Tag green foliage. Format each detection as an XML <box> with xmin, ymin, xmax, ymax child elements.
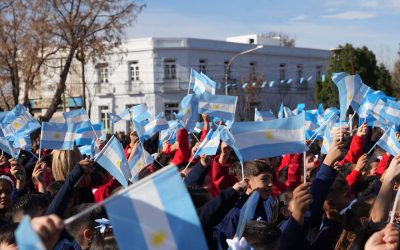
<box><xmin>316</xmin><ymin>44</ymin><xmax>394</xmax><ymax>107</ymax></box>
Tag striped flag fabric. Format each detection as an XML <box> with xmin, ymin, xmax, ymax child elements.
<box><xmin>189</xmin><ymin>68</ymin><xmax>216</xmax><ymax>95</ymax></box>
<box><xmin>94</xmin><ymin>136</ymin><xmax>131</xmax><ymax>187</ymax></box>
<box><xmin>128</xmin><ymin>146</ymin><xmax>154</xmax><ymax>183</ymax></box>
<box><xmin>1</xmin><ymin>104</ymin><xmax>40</xmax><ymax>137</ymax></box>
<box><xmin>376</xmin><ymin>128</ymin><xmax>400</xmax><ymax>156</ymax></box>
<box><xmin>63</xmin><ymin>108</ymin><xmax>92</xmax><ymax>131</ymax></box>
<box><xmin>75</xmin><ymin>123</ymin><xmax>103</xmax><ymax>145</ymax></box>
<box><xmin>254</xmin><ymin>108</ymin><xmax>275</xmax><ymax>122</ymax></box>
<box><xmin>40</xmin><ymin>122</ymin><xmax>76</xmax><ymax>150</ymax></box>
<box><xmin>105</xmin><ymin>166</ymin><xmax>207</xmax><ymax>250</ymax></box>
<box><xmin>144</xmin><ymin>112</ymin><xmax>169</xmax><ymax>139</ymax></box>
<box><xmin>198</xmin><ymin>93</ymin><xmax>237</xmax><ymax>121</ymax></box>
<box><xmin>193</xmin><ymin>128</ymin><xmax>221</xmax><ymax>157</ymax></box>
<box><xmin>231</xmin><ymin>113</ymin><xmax>308</xmax><ymax>161</ymax></box>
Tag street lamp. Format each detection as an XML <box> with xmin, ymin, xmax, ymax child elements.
<box><xmin>224</xmin><ymin>45</ymin><xmax>264</xmax><ymax>96</ymax></box>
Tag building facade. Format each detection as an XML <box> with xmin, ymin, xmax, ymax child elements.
<box><xmin>84</xmin><ymin>36</ymin><xmax>330</xmax><ymax>133</ymax></box>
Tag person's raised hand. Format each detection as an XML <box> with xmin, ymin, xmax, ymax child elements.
<box><xmin>31</xmin><ymin>214</ymin><xmax>64</xmax><ymax>250</ymax></box>
<box><xmin>365</xmin><ymin>223</ymin><xmax>399</xmax><ymax>250</ymax></box>
<box><xmin>232</xmin><ymin>179</ymin><xmax>248</xmax><ymax>193</ymax></box>
<box><xmin>355</xmin><ymin>153</ymin><xmax>369</xmax><ymax>172</ymax></box>
<box><xmin>323</xmin><ymin>127</ymin><xmax>349</xmax><ymax>166</ymax></box>
<box><xmin>79</xmin><ymin>159</ymin><xmax>95</xmax><ymax>175</ymax></box>
<box><xmin>291</xmin><ymin>183</ymin><xmax>313</xmax><ymax>225</ymax></box>
<box><xmin>357</xmin><ymin>122</ymin><xmax>368</xmax><ymax>137</ymax></box>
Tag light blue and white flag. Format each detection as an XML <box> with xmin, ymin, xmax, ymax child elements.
<box><xmin>376</xmin><ymin>128</ymin><xmax>400</xmax><ymax>156</ymax></box>
<box><xmin>278</xmin><ymin>102</ymin><xmax>284</xmax><ymax>119</ymax></box>
<box><xmin>193</xmin><ymin>128</ymin><xmax>221</xmax><ymax>157</ymax></box>
<box><xmin>332</xmin><ymin>72</ymin><xmax>362</xmax><ymax>121</ymax></box>
<box><xmin>175</xmin><ymin>94</ymin><xmax>198</xmax><ymax>131</ymax></box>
<box><xmin>283</xmin><ymin>106</ymin><xmax>293</xmax><ymax>118</ymax></box>
<box><xmin>198</xmin><ymin>93</ymin><xmax>237</xmax><ymax>121</ymax></box>
<box><xmin>235</xmin><ymin>191</ymin><xmax>260</xmax><ymax>238</ymax></box>
<box><xmin>79</xmin><ymin>144</ymin><xmax>95</xmax><ymax>157</ymax></box>
<box><xmin>321</xmin><ymin>116</ymin><xmax>343</xmax><ymax>154</ymax></box>
<box><xmin>105</xmin><ymin>166</ymin><xmax>208</xmax><ymax>250</ymax></box>
<box><xmin>15</xmin><ymin>216</ymin><xmax>45</xmax><ymax>250</ymax></box>
<box><xmin>231</xmin><ymin>113</ymin><xmax>308</xmax><ymax>161</ymax></box>
<box><xmin>144</xmin><ymin>112</ymin><xmax>169</xmax><ymax>139</ymax></box>
<box><xmin>254</xmin><ymin>108</ymin><xmax>275</xmax><ymax>122</ymax></box>
<box><xmin>63</xmin><ymin>108</ymin><xmax>92</xmax><ymax>131</ymax></box>
<box><xmin>0</xmin><ymin>130</ymin><xmax>21</xmax><ymax>159</ymax></box>
<box><xmin>109</xmin><ymin>113</ymin><xmax>123</xmax><ymax>123</ymax></box>
<box><xmin>1</xmin><ymin>104</ymin><xmax>40</xmax><ymax>137</ymax></box>
<box><xmin>40</xmin><ymin>122</ymin><xmax>76</xmax><ymax>150</ymax></box>
<box><xmin>12</xmin><ymin>133</ymin><xmax>32</xmax><ymax>151</ymax></box>
<box><xmin>292</xmin><ymin>103</ymin><xmax>305</xmax><ymax>115</ymax></box>
<box><xmin>305</xmin><ymin>110</ymin><xmax>321</xmax><ymax>139</ymax></box>
<box><xmin>189</xmin><ymin>68</ymin><xmax>216</xmax><ymax>95</ymax></box>
<box><xmin>94</xmin><ymin>136</ymin><xmax>131</xmax><ymax>187</ymax></box>
<box><xmin>75</xmin><ymin>123</ymin><xmax>103</xmax><ymax>145</ymax></box>
<box><xmin>382</xmin><ymin>100</ymin><xmax>400</xmax><ymax>125</ymax></box>
<box><xmin>220</xmin><ymin>127</ymin><xmax>244</xmax><ymax>165</ymax></box>
<box><xmin>131</xmin><ymin>104</ymin><xmax>152</xmax><ymax>123</ymax></box>
<box><xmin>129</xmin><ymin>146</ymin><xmax>154</xmax><ymax>182</ymax></box>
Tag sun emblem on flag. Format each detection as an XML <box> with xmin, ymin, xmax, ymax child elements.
<box><xmin>13</xmin><ymin>122</ymin><xmax>21</xmax><ymax>129</ymax></box>
<box><xmin>265</xmin><ymin>131</ymin><xmax>273</xmax><ymax>140</ymax></box>
<box><xmin>185</xmin><ymin>108</ymin><xmax>191</xmax><ymax>115</ymax></box>
<box><xmin>348</xmin><ymin>94</ymin><xmax>353</xmax><ymax>101</ymax></box>
<box><xmin>212</xmin><ymin>104</ymin><xmax>221</xmax><ymax>110</ymax></box>
<box><xmin>389</xmin><ymin>142</ymin><xmax>395</xmax><ymax>149</ymax></box>
<box><xmin>116</xmin><ymin>159</ymin><xmax>121</xmax><ymax>167</ymax></box>
<box><xmin>151</xmin><ymin>231</ymin><xmax>167</xmax><ymax>247</ymax></box>
<box><xmin>54</xmin><ymin>133</ymin><xmax>61</xmax><ymax>139</ymax></box>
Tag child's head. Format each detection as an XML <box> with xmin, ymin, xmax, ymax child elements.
<box><xmin>0</xmin><ymin>176</ymin><xmax>14</xmax><ymax>213</ymax></box>
<box><xmin>342</xmin><ymin>195</ymin><xmax>375</xmax><ymax>233</ymax></box>
<box><xmin>90</xmin><ymin>228</ymin><xmax>118</xmax><ymax>250</ymax></box>
<box><xmin>326</xmin><ymin>174</ymin><xmax>354</xmax><ymax>212</ymax></box>
<box><xmin>0</xmin><ymin>223</ymin><xmax>18</xmax><ymax>249</ymax></box>
<box><xmin>10</xmin><ymin>193</ymin><xmax>49</xmax><ymax>222</ymax></box>
<box><xmin>364</xmin><ymin>157</ymin><xmax>379</xmax><ymax>176</ymax></box>
<box><xmin>242</xmin><ymin>220</ymin><xmax>281</xmax><ymax>250</ymax></box>
<box><xmin>243</xmin><ymin>161</ymin><xmax>274</xmax><ymax>200</ymax></box>
<box><xmin>66</xmin><ymin>203</ymin><xmax>107</xmax><ymax>250</ymax></box>
<box><xmin>304</xmin><ymin>152</ymin><xmax>316</xmax><ymax>171</ymax></box>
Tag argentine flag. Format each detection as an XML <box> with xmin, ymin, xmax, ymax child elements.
<box><xmin>278</xmin><ymin>102</ymin><xmax>284</xmax><ymax>119</ymax></box>
<box><xmin>0</xmin><ymin>131</ymin><xmax>21</xmax><ymax>159</ymax></box>
<box><xmin>12</xmin><ymin>133</ymin><xmax>32</xmax><ymax>151</ymax></box>
<box><xmin>105</xmin><ymin>166</ymin><xmax>207</xmax><ymax>250</ymax></box>
<box><xmin>305</xmin><ymin>109</ymin><xmax>321</xmax><ymax>139</ymax></box>
<box><xmin>376</xmin><ymin>128</ymin><xmax>400</xmax><ymax>156</ymax></box>
<box><xmin>254</xmin><ymin>108</ymin><xmax>275</xmax><ymax>122</ymax></box>
<box><xmin>231</xmin><ymin>113</ymin><xmax>308</xmax><ymax>161</ymax></box>
<box><xmin>321</xmin><ymin>116</ymin><xmax>345</xmax><ymax>155</ymax></box>
<box><xmin>235</xmin><ymin>191</ymin><xmax>260</xmax><ymax>238</ymax></box>
<box><xmin>63</xmin><ymin>108</ymin><xmax>92</xmax><ymax>131</ymax></box>
<box><xmin>175</xmin><ymin>94</ymin><xmax>198</xmax><ymax>131</ymax></box>
<box><xmin>1</xmin><ymin>104</ymin><xmax>40</xmax><ymax>137</ymax></box>
<box><xmin>198</xmin><ymin>93</ymin><xmax>237</xmax><ymax>121</ymax></box>
<box><xmin>193</xmin><ymin>128</ymin><xmax>221</xmax><ymax>157</ymax></box>
<box><xmin>144</xmin><ymin>112</ymin><xmax>169</xmax><ymax>139</ymax></box>
<box><xmin>189</xmin><ymin>68</ymin><xmax>216</xmax><ymax>95</ymax></box>
<box><xmin>220</xmin><ymin>127</ymin><xmax>244</xmax><ymax>165</ymax></box>
<box><xmin>94</xmin><ymin>136</ymin><xmax>131</xmax><ymax>187</ymax></box>
<box><xmin>332</xmin><ymin>73</ymin><xmax>362</xmax><ymax>121</ymax></box>
<box><xmin>131</xmin><ymin>104</ymin><xmax>152</xmax><ymax>122</ymax></box>
<box><xmin>75</xmin><ymin>123</ymin><xmax>103</xmax><ymax>145</ymax></box>
<box><xmin>129</xmin><ymin>146</ymin><xmax>154</xmax><ymax>182</ymax></box>
<box><xmin>382</xmin><ymin>100</ymin><xmax>400</xmax><ymax>125</ymax></box>
<box><xmin>40</xmin><ymin>122</ymin><xmax>76</xmax><ymax>150</ymax></box>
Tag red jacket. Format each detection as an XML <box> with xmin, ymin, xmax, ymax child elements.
<box><xmin>338</xmin><ymin>134</ymin><xmax>365</xmax><ymax>166</ymax></box>
<box><xmin>171</xmin><ymin>129</ymin><xmax>191</xmax><ymax>166</ymax></box>
<box><xmin>346</xmin><ymin>169</ymin><xmax>363</xmax><ymax>192</ymax></box>
<box><xmin>285</xmin><ymin>153</ymin><xmax>302</xmax><ymax>189</ymax></box>
<box><xmin>209</xmin><ymin>154</ymin><xmax>237</xmax><ymax>197</ymax></box>
<box><xmin>375</xmin><ymin>153</ymin><xmax>393</xmax><ymax>177</ymax></box>
<box><xmin>93</xmin><ymin>178</ymin><xmax>121</xmax><ymax>203</ymax></box>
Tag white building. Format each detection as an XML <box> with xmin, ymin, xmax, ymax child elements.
<box><xmin>85</xmin><ymin>35</ymin><xmax>331</xmax><ymax>133</ymax></box>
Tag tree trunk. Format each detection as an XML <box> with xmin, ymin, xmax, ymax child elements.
<box><xmin>42</xmin><ymin>47</ymin><xmax>76</xmax><ymax>121</ymax></box>
<box><xmin>22</xmin><ymin>80</ymin><xmax>30</xmax><ymax>107</ymax></box>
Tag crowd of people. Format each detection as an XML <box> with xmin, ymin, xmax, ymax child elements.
<box><xmin>0</xmin><ymin>112</ymin><xmax>400</xmax><ymax>250</ymax></box>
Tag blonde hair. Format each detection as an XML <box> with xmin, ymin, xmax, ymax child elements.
<box><xmin>52</xmin><ymin>147</ymin><xmax>83</xmax><ymax>181</ymax></box>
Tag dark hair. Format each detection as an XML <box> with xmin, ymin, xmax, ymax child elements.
<box><xmin>353</xmin><ymin>176</ymin><xmax>380</xmax><ymax>199</ymax></box>
<box><xmin>243</xmin><ymin>160</ymin><xmax>274</xmax><ymax>178</ymax></box>
<box><xmin>66</xmin><ymin>203</ymin><xmax>107</xmax><ymax>246</ymax></box>
<box><xmin>10</xmin><ymin>193</ymin><xmax>49</xmax><ymax>218</ymax></box>
<box><xmin>0</xmin><ymin>223</ymin><xmax>18</xmax><ymax>245</ymax></box>
<box><xmin>155</xmin><ymin>152</ymin><xmax>172</xmax><ymax>169</ymax></box>
<box><xmin>242</xmin><ymin>220</ymin><xmax>281</xmax><ymax>250</ymax></box>
<box><xmin>48</xmin><ymin>181</ymin><xmax>64</xmax><ymax>199</ymax></box>
<box><xmin>277</xmin><ymin>166</ymin><xmax>289</xmax><ymax>184</ymax></box>
<box><xmin>90</xmin><ymin>228</ymin><xmax>118</xmax><ymax>250</ymax></box>
<box><xmin>187</xmin><ymin>186</ymin><xmax>212</xmax><ymax>208</ymax></box>
<box><xmin>328</xmin><ymin>174</ymin><xmax>349</xmax><ymax>198</ymax></box>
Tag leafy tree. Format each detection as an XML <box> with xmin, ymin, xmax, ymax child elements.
<box><xmin>42</xmin><ymin>0</ymin><xmax>144</xmax><ymax>121</ymax></box>
<box><xmin>316</xmin><ymin>44</ymin><xmax>395</xmax><ymax>107</ymax></box>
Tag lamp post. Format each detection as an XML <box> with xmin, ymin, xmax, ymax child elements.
<box><xmin>224</xmin><ymin>45</ymin><xmax>263</xmax><ymax>96</ymax></box>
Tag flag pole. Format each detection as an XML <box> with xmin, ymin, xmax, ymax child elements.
<box><xmin>303</xmin><ymin>112</ymin><xmax>307</xmax><ymax>184</ymax></box>
<box><xmin>182</xmin><ymin>155</ymin><xmax>195</xmax><ymax>172</ymax></box>
<box><xmin>38</xmin><ymin>125</ymin><xmax>43</xmax><ymax>161</ymax></box>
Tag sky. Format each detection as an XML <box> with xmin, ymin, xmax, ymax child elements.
<box><xmin>127</xmin><ymin>0</ymin><xmax>400</xmax><ymax>70</ymax></box>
